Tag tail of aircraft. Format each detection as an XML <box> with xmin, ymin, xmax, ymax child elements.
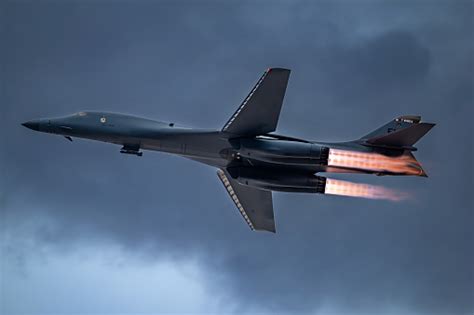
<box><xmin>360</xmin><ymin>115</ymin><xmax>435</xmax><ymax>149</ymax></box>
<box><xmin>349</xmin><ymin>115</ymin><xmax>435</xmax><ymax>177</ymax></box>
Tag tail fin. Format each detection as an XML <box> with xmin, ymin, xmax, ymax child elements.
<box><xmin>361</xmin><ymin>116</ymin><xmax>435</xmax><ymax>149</ymax></box>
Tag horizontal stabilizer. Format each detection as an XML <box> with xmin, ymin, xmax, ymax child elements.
<box><xmin>361</xmin><ymin>116</ymin><xmax>435</xmax><ymax>148</ymax></box>
<box><xmin>406</xmin><ymin>151</ymin><xmax>429</xmax><ymax>177</ymax></box>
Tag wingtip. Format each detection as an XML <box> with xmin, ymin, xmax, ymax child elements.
<box><xmin>256</xmin><ymin>227</ymin><xmax>276</xmax><ymax>233</ymax></box>
<box><xmin>265</xmin><ymin>226</ymin><xmax>276</xmax><ymax>233</ymax></box>
<box><xmin>267</xmin><ymin>67</ymin><xmax>291</xmax><ymax>73</ymax></box>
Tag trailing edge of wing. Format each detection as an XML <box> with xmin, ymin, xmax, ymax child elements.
<box><xmin>217</xmin><ymin>169</ymin><xmax>276</xmax><ymax>232</ymax></box>
<box><xmin>222</xmin><ymin>68</ymin><xmax>291</xmax><ymax>136</ymax></box>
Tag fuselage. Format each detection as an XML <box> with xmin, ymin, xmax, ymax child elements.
<box><xmin>22</xmin><ymin>111</ymin><xmax>426</xmax><ymax>193</ymax></box>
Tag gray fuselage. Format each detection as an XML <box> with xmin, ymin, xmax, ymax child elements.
<box><xmin>22</xmin><ymin>111</ymin><xmax>424</xmax><ymax>193</ymax></box>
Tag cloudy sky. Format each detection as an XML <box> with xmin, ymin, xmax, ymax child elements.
<box><xmin>1</xmin><ymin>1</ymin><xmax>473</xmax><ymax>314</ymax></box>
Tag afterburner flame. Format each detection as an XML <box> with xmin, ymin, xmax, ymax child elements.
<box><xmin>328</xmin><ymin>149</ymin><xmax>424</xmax><ymax>176</ymax></box>
<box><xmin>325</xmin><ymin>178</ymin><xmax>408</xmax><ymax>201</ymax></box>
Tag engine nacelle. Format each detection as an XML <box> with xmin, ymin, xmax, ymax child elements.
<box><xmin>228</xmin><ymin>167</ymin><xmax>326</xmax><ymax>193</ymax></box>
<box><xmin>238</xmin><ymin>139</ymin><xmax>329</xmax><ymax>166</ymax></box>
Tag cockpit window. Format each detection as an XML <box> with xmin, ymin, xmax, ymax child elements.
<box><xmin>76</xmin><ymin>112</ymin><xmax>87</xmax><ymax>117</ymax></box>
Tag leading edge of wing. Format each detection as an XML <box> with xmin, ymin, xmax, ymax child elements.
<box><xmin>217</xmin><ymin>169</ymin><xmax>276</xmax><ymax>233</ymax></box>
<box><xmin>222</xmin><ymin>68</ymin><xmax>291</xmax><ymax>136</ymax></box>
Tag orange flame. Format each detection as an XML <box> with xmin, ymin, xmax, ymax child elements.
<box><xmin>325</xmin><ymin>178</ymin><xmax>408</xmax><ymax>201</ymax></box>
<box><xmin>328</xmin><ymin>149</ymin><xmax>424</xmax><ymax>176</ymax></box>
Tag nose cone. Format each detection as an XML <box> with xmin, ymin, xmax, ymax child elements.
<box><xmin>22</xmin><ymin>120</ymin><xmax>41</xmax><ymax>131</ymax></box>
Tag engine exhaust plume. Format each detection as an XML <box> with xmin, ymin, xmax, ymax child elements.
<box><xmin>328</xmin><ymin>149</ymin><xmax>425</xmax><ymax>176</ymax></box>
<box><xmin>324</xmin><ymin>178</ymin><xmax>408</xmax><ymax>201</ymax></box>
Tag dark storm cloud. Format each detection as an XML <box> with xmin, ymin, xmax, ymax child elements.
<box><xmin>2</xmin><ymin>1</ymin><xmax>473</xmax><ymax>314</ymax></box>
<box><xmin>319</xmin><ymin>30</ymin><xmax>432</xmax><ymax>98</ymax></box>
<box><xmin>360</xmin><ymin>31</ymin><xmax>431</xmax><ymax>82</ymax></box>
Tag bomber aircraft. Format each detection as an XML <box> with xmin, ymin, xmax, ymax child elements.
<box><xmin>23</xmin><ymin>68</ymin><xmax>435</xmax><ymax>232</ymax></box>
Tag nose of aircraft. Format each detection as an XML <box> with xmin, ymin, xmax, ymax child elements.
<box><xmin>22</xmin><ymin>120</ymin><xmax>41</xmax><ymax>131</ymax></box>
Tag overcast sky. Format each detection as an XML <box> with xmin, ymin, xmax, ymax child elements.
<box><xmin>1</xmin><ymin>1</ymin><xmax>473</xmax><ymax>314</ymax></box>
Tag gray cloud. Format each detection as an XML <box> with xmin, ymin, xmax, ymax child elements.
<box><xmin>360</xmin><ymin>31</ymin><xmax>431</xmax><ymax>82</ymax></box>
<box><xmin>320</xmin><ymin>30</ymin><xmax>431</xmax><ymax>97</ymax></box>
<box><xmin>1</xmin><ymin>1</ymin><xmax>473</xmax><ymax>314</ymax></box>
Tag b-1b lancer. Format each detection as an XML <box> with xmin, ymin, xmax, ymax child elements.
<box><xmin>23</xmin><ymin>68</ymin><xmax>435</xmax><ymax>232</ymax></box>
